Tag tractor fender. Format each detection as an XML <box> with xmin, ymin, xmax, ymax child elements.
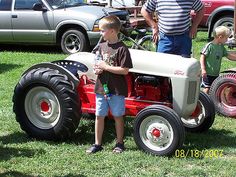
<box><xmin>22</xmin><ymin>61</ymin><xmax>88</xmax><ymax>88</ymax></box>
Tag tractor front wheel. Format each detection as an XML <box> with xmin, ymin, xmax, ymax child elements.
<box><xmin>133</xmin><ymin>105</ymin><xmax>185</xmax><ymax>156</ymax></box>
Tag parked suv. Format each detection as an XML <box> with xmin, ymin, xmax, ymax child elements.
<box><xmin>0</xmin><ymin>0</ymin><xmax>129</xmax><ymax>54</ymax></box>
<box><xmin>192</xmin><ymin>0</ymin><xmax>234</xmax><ymax>39</ymax></box>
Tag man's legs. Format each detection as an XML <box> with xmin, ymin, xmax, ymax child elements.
<box><xmin>157</xmin><ymin>32</ymin><xmax>174</xmax><ymax>54</ymax></box>
<box><xmin>157</xmin><ymin>31</ymin><xmax>192</xmax><ymax>57</ymax></box>
<box><xmin>176</xmin><ymin>31</ymin><xmax>192</xmax><ymax>58</ymax></box>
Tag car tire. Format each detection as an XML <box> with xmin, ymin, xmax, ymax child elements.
<box><xmin>133</xmin><ymin>105</ymin><xmax>185</xmax><ymax>156</ymax></box>
<box><xmin>181</xmin><ymin>91</ymin><xmax>215</xmax><ymax>132</ymax></box>
<box><xmin>209</xmin><ymin>73</ymin><xmax>236</xmax><ymax>117</ymax></box>
<box><xmin>61</xmin><ymin>29</ymin><xmax>88</xmax><ymax>54</ymax></box>
<box><xmin>213</xmin><ymin>16</ymin><xmax>234</xmax><ymax>35</ymax></box>
<box><xmin>13</xmin><ymin>68</ymin><xmax>81</xmax><ymax>140</ymax></box>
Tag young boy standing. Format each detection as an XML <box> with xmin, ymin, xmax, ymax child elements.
<box><xmin>200</xmin><ymin>26</ymin><xmax>236</xmax><ymax>94</ymax></box>
<box><xmin>86</xmin><ymin>15</ymin><xmax>133</xmax><ymax>154</ymax></box>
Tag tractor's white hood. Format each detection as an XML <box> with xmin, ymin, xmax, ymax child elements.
<box><xmin>65</xmin><ymin>49</ymin><xmax>200</xmax><ymax>80</ymax></box>
<box><xmin>129</xmin><ymin>49</ymin><xmax>200</xmax><ymax>77</ymax></box>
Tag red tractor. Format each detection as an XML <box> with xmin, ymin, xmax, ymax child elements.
<box><xmin>13</xmin><ymin>49</ymin><xmax>215</xmax><ymax>156</ymax></box>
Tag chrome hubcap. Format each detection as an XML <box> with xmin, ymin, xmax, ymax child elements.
<box><xmin>140</xmin><ymin>115</ymin><xmax>173</xmax><ymax>151</ymax></box>
<box><xmin>25</xmin><ymin>86</ymin><xmax>61</xmax><ymax>129</ymax></box>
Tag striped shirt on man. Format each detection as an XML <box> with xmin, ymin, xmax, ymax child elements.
<box><xmin>143</xmin><ymin>0</ymin><xmax>204</xmax><ymax>35</ymax></box>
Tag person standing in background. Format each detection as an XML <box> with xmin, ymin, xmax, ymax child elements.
<box><xmin>200</xmin><ymin>26</ymin><xmax>236</xmax><ymax>94</ymax></box>
<box><xmin>141</xmin><ymin>0</ymin><xmax>205</xmax><ymax>58</ymax></box>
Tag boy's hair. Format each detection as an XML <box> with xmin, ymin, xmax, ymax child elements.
<box><xmin>213</xmin><ymin>26</ymin><xmax>231</xmax><ymax>38</ymax></box>
<box><xmin>99</xmin><ymin>15</ymin><xmax>121</xmax><ymax>32</ymax></box>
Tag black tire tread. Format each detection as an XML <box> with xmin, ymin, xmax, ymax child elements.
<box><xmin>13</xmin><ymin>67</ymin><xmax>81</xmax><ymax>140</ymax></box>
<box><xmin>209</xmin><ymin>73</ymin><xmax>236</xmax><ymax>117</ymax></box>
<box><xmin>184</xmin><ymin>91</ymin><xmax>215</xmax><ymax>132</ymax></box>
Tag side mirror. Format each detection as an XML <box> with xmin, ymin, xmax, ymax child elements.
<box><xmin>33</xmin><ymin>3</ymin><xmax>47</xmax><ymax>12</ymax></box>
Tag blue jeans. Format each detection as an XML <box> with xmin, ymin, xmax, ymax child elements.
<box><xmin>95</xmin><ymin>94</ymin><xmax>125</xmax><ymax>117</ymax></box>
<box><xmin>157</xmin><ymin>31</ymin><xmax>192</xmax><ymax>58</ymax></box>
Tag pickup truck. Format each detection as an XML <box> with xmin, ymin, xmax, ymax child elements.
<box><xmin>0</xmin><ymin>0</ymin><xmax>130</xmax><ymax>53</ymax></box>
<box><xmin>191</xmin><ymin>0</ymin><xmax>234</xmax><ymax>39</ymax></box>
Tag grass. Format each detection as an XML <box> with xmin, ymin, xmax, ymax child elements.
<box><xmin>0</xmin><ymin>32</ymin><xmax>236</xmax><ymax>177</ymax></box>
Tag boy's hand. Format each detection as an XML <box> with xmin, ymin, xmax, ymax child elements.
<box><xmin>94</xmin><ymin>68</ymin><xmax>103</xmax><ymax>75</ymax></box>
<box><xmin>202</xmin><ymin>70</ymin><xmax>207</xmax><ymax>78</ymax></box>
<box><xmin>97</xmin><ymin>61</ymin><xmax>108</xmax><ymax>70</ymax></box>
<box><xmin>93</xmin><ymin>65</ymin><xmax>103</xmax><ymax>75</ymax></box>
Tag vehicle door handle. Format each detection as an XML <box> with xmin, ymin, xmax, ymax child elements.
<box><xmin>12</xmin><ymin>15</ymin><xmax>18</xmax><ymax>18</ymax></box>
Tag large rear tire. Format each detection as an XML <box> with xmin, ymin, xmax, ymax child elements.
<box><xmin>13</xmin><ymin>68</ymin><xmax>81</xmax><ymax>140</ymax></box>
<box><xmin>209</xmin><ymin>73</ymin><xmax>236</xmax><ymax>117</ymax></box>
<box><xmin>181</xmin><ymin>91</ymin><xmax>215</xmax><ymax>132</ymax></box>
<box><xmin>133</xmin><ymin>105</ymin><xmax>185</xmax><ymax>156</ymax></box>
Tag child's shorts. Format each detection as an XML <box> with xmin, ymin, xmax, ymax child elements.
<box><xmin>95</xmin><ymin>94</ymin><xmax>125</xmax><ymax>117</ymax></box>
<box><xmin>201</xmin><ymin>75</ymin><xmax>218</xmax><ymax>88</ymax></box>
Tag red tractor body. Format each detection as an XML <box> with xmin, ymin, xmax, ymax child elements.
<box><xmin>13</xmin><ymin>50</ymin><xmax>216</xmax><ymax>156</ymax></box>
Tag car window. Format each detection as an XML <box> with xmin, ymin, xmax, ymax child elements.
<box><xmin>14</xmin><ymin>0</ymin><xmax>41</xmax><ymax>10</ymax></box>
<box><xmin>0</xmin><ymin>0</ymin><xmax>12</xmax><ymax>10</ymax></box>
<box><xmin>47</xmin><ymin>0</ymin><xmax>84</xmax><ymax>9</ymax></box>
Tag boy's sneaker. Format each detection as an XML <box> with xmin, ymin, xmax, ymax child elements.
<box><xmin>113</xmin><ymin>142</ymin><xmax>125</xmax><ymax>153</ymax></box>
<box><xmin>86</xmin><ymin>144</ymin><xmax>103</xmax><ymax>154</ymax></box>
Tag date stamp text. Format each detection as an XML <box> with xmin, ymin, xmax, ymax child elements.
<box><xmin>175</xmin><ymin>149</ymin><xmax>223</xmax><ymax>158</ymax></box>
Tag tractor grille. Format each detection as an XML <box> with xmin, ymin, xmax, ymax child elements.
<box><xmin>187</xmin><ymin>81</ymin><xmax>197</xmax><ymax>104</ymax></box>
